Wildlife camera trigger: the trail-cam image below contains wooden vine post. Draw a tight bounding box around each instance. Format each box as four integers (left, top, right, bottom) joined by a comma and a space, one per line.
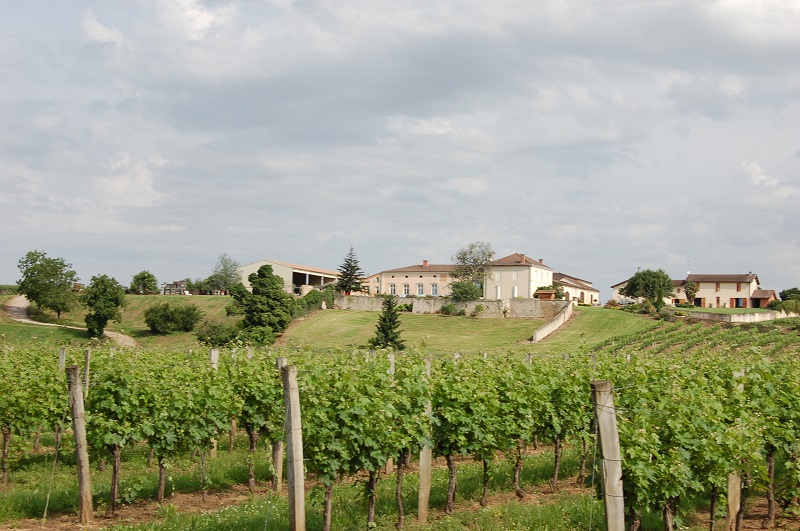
272, 356, 287, 491
66, 366, 93, 525
282, 364, 305, 530
417, 357, 433, 524
590, 380, 625, 531
83, 348, 91, 398
209, 348, 219, 459
725, 369, 746, 531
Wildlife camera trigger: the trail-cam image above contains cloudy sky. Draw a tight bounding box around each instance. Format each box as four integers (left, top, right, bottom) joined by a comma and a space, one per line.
2, 0, 799, 301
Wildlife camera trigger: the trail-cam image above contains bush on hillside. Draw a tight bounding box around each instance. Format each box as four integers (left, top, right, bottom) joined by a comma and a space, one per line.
144, 302, 204, 334
196, 321, 240, 347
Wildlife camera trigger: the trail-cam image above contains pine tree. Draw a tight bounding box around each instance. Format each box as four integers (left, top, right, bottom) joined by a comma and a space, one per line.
368, 296, 405, 351
336, 246, 365, 294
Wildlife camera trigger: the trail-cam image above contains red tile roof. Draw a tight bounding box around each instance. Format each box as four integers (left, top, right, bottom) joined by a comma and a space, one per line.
490, 253, 552, 270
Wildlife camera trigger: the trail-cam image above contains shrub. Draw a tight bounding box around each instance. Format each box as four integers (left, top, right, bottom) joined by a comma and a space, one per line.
397, 303, 413, 312
449, 281, 482, 302
675, 303, 695, 309
196, 321, 240, 347
170, 304, 204, 332
237, 326, 276, 346
639, 300, 655, 316
470, 304, 484, 317
440, 303, 458, 315
144, 302, 204, 334
604, 300, 619, 308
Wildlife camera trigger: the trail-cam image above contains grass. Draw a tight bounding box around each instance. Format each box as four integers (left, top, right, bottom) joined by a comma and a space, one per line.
280, 310, 546, 352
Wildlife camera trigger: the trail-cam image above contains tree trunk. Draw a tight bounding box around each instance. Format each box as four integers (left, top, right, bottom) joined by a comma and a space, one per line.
367, 469, 378, 526
551, 436, 562, 491
246, 425, 259, 492
736, 476, 749, 531
513, 439, 525, 499
98, 458, 106, 472
764, 450, 776, 528
628, 506, 642, 531
229, 419, 236, 453
323, 484, 333, 531
709, 487, 717, 531
480, 459, 490, 507
396, 451, 407, 530
148, 446, 154, 468
663, 497, 678, 530
532, 434, 538, 450
157, 458, 167, 503
106, 444, 121, 517
33, 425, 42, 452
576, 436, 588, 484
1, 426, 10, 485
445, 454, 458, 514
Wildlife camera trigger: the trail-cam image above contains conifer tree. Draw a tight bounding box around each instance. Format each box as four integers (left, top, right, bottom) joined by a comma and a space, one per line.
368, 296, 405, 350
336, 246, 365, 293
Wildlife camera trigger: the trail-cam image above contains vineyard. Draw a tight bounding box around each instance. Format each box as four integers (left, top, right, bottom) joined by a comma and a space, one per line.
1, 316, 800, 530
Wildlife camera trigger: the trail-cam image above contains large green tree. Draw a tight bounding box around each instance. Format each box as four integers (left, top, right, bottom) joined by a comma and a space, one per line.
452, 241, 494, 289
368, 296, 405, 350
780, 287, 800, 301
228, 265, 295, 338
16, 250, 79, 319
620, 269, 674, 311
81, 274, 127, 337
335, 246, 365, 293
209, 253, 241, 294
130, 270, 159, 294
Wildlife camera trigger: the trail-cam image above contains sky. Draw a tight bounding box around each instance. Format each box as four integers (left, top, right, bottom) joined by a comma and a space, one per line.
1, 0, 799, 303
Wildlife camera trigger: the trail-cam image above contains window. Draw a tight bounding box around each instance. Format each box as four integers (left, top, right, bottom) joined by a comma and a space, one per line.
417, 284, 424, 295
403, 284, 410, 295
431, 283, 438, 295
512, 271, 518, 281
736, 282, 741, 292
390, 284, 396, 295
715, 282, 720, 292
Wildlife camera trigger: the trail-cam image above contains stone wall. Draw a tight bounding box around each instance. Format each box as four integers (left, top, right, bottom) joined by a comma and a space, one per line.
686, 310, 798, 323
532, 302, 573, 342
333, 295, 569, 319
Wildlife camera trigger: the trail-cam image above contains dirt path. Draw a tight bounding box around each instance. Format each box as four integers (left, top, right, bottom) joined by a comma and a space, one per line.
4, 295, 138, 348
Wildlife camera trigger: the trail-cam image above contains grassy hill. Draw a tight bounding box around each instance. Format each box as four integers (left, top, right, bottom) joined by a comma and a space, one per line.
279, 305, 654, 354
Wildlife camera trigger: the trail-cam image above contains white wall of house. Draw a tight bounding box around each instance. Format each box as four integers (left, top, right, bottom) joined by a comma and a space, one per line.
686, 279, 759, 308
484, 265, 553, 299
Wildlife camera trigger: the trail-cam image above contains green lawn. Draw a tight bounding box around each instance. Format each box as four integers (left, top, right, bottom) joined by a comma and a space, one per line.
280, 310, 544, 353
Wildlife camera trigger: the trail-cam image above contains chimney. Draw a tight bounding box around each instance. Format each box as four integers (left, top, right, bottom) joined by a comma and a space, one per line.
423, 260, 429, 267
539, 258, 543, 263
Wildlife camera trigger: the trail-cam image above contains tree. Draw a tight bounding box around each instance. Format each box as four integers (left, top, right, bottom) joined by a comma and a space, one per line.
81, 275, 126, 338
228, 265, 295, 339
130, 270, 158, 294
335, 246, 365, 294
452, 241, 494, 288
620, 269, 674, 311
210, 253, 241, 294
780, 287, 800, 301
684, 281, 699, 304
368, 296, 405, 350
449, 281, 482, 302
16, 250, 79, 319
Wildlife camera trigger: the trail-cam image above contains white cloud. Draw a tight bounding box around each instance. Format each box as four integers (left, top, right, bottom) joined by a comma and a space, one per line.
82, 10, 124, 46
94, 156, 165, 208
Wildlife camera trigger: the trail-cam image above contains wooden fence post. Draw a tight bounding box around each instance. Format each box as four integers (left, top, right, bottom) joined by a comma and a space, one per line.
417, 357, 433, 524
725, 369, 746, 531
591, 380, 625, 531
58, 347, 66, 370
272, 357, 287, 491
209, 348, 219, 458
66, 366, 93, 525
282, 365, 306, 531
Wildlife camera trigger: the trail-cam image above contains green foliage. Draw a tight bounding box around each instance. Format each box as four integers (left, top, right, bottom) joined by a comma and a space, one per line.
129, 270, 159, 294
209, 253, 241, 294
450, 280, 482, 302
0, 285, 17, 295
452, 241, 494, 287
144, 302, 204, 334
397, 303, 413, 312
368, 296, 405, 350
780, 287, 800, 301
16, 250, 79, 319
620, 269, 674, 311
196, 321, 241, 347
536, 284, 565, 300
440, 303, 458, 315
769, 299, 800, 313
683, 280, 699, 303
229, 265, 295, 336
335, 246, 365, 293
293, 286, 335, 318
81, 274, 127, 337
